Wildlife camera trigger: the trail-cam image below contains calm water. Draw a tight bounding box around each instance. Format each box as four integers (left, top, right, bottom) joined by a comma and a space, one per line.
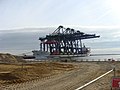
0, 30, 120, 60
76, 55, 120, 61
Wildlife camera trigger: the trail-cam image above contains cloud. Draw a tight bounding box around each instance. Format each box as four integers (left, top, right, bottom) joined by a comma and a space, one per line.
0, 27, 55, 33
1, 0, 120, 29
0, 26, 120, 44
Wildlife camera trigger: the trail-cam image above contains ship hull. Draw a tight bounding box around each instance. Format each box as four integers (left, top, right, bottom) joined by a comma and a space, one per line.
32, 50, 90, 60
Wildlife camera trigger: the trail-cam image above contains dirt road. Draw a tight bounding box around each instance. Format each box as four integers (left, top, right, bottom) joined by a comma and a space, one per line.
1, 62, 115, 90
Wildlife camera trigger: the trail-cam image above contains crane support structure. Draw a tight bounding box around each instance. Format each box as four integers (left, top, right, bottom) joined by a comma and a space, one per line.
39, 26, 100, 56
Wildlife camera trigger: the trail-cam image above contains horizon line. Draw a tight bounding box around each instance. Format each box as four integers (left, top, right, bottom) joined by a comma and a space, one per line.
1, 25, 120, 30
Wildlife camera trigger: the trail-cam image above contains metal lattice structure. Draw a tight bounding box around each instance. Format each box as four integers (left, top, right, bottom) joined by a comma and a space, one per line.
39, 26, 100, 55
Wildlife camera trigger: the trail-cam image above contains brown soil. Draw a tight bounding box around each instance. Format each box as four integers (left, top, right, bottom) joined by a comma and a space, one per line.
0, 61, 116, 90
0, 54, 120, 90
0, 53, 25, 63
4, 61, 120, 90
0, 62, 75, 85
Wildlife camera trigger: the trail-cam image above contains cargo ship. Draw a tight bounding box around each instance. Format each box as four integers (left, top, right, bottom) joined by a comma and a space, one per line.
32, 26, 100, 60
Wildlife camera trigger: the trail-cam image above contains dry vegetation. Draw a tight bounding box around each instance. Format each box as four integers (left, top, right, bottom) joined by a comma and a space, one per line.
1, 53, 120, 90
0, 53, 25, 63
0, 53, 75, 85
0, 62, 75, 85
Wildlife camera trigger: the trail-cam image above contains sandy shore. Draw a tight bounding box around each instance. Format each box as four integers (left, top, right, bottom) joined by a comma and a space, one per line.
0, 61, 119, 90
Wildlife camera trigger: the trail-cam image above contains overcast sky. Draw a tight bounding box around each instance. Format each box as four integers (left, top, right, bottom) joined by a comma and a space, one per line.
0, 0, 120, 30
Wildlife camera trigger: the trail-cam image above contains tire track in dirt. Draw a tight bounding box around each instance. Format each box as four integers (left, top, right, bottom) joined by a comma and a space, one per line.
80, 62, 116, 90
1, 62, 102, 90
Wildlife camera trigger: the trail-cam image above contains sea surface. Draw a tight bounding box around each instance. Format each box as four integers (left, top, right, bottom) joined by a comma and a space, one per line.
0, 28, 120, 60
